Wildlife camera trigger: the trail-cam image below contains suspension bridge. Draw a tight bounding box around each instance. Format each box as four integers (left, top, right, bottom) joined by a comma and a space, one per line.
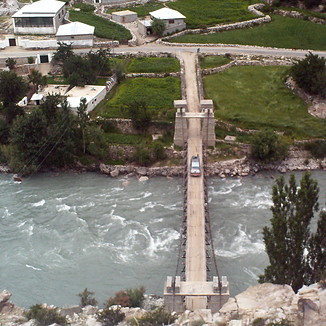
163, 51, 229, 313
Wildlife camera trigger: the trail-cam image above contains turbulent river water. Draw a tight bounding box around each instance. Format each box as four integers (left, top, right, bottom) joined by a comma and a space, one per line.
1, 171, 325, 308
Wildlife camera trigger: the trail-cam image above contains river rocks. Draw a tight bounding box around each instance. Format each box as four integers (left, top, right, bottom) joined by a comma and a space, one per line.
110, 168, 120, 178
139, 176, 149, 182
298, 284, 326, 326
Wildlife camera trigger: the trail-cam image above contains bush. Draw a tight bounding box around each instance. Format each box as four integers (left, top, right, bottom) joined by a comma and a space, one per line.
290, 52, 326, 98
251, 130, 288, 163
96, 307, 125, 326
106, 286, 145, 308
151, 141, 167, 161
28, 56, 34, 64
131, 306, 176, 326
253, 318, 266, 326
25, 304, 67, 326
304, 140, 326, 158
78, 288, 98, 307
133, 146, 153, 166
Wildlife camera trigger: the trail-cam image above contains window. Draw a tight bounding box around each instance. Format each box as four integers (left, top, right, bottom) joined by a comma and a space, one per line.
14, 17, 53, 27
168, 19, 174, 24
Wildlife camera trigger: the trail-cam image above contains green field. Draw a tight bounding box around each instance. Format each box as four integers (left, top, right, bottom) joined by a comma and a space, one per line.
97, 77, 181, 121
199, 55, 232, 69
127, 57, 180, 73
168, 0, 256, 28
107, 1, 164, 17
204, 66, 326, 139
69, 10, 132, 40
171, 15, 326, 50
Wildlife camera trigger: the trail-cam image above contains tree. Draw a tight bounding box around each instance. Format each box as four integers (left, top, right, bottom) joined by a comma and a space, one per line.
0, 71, 28, 107
152, 18, 166, 36
78, 288, 98, 307
77, 97, 89, 154
53, 42, 74, 64
9, 108, 48, 173
63, 55, 96, 87
87, 48, 110, 76
290, 52, 326, 98
259, 172, 326, 292
251, 129, 288, 163
126, 100, 152, 132
28, 69, 47, 93
5, 58, 16, 71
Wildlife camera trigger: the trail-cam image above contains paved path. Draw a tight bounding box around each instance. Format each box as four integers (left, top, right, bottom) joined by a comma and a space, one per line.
1, 43, 325, 59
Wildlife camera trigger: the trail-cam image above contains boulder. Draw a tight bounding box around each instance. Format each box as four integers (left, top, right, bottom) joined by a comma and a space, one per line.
137, 167, 147, 176
110, 168, 120, 178
139, 176, 149, 182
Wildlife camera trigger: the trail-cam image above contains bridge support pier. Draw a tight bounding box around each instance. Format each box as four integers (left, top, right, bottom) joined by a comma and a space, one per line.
164, 276, 230, 313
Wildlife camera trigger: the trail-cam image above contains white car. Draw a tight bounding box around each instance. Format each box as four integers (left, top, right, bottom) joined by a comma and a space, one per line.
190, 155, 201, 177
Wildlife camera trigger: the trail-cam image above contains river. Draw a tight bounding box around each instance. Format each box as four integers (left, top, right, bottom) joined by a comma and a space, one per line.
0, 171, 325, 308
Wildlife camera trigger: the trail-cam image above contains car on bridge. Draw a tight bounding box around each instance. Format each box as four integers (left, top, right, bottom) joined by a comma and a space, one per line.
190, 155, 201, 177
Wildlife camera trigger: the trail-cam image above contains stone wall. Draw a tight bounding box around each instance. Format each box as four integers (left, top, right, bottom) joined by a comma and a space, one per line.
274, 9, 326, 25
125, 72, 180, 78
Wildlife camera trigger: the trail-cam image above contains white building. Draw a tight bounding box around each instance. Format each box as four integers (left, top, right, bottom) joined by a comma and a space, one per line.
149, 8, 186, 35
111, 10, 137, 24
12, 0, 66, 35
65, 85, 107, 113
56, 22, 95, 47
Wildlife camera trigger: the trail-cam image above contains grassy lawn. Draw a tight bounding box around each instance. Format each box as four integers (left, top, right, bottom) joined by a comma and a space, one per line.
168, 0, 256, 29
107, 1, 164, 17
171, 15, 326, 50
127, 57, 180, 73
97, 77, 181, 121
69, 10, 132, 41
200, 55, 232, 69
204, 66, 326, 139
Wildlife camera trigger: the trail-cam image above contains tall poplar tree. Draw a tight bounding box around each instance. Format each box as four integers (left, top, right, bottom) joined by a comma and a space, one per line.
259, 172, 326, 292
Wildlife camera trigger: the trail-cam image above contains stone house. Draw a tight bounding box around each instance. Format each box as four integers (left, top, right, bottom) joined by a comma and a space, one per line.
149, 8, 186, 35
12, 0, 66, 35
111, 10, 137, 24
56, 22, 95, 47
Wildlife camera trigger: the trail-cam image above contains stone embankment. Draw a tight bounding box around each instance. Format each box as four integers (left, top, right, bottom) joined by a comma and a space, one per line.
1, 282, 325, 325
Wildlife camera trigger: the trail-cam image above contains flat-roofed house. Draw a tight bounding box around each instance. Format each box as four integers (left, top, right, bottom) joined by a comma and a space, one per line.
56, 22, 95, 47
12, 0, 66, 35
149, 8, 186, 35
111, 10, 137, 23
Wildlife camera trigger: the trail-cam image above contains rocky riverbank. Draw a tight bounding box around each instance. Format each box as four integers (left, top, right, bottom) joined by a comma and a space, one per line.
1, 282, 325, 326
1, 145, 325, 180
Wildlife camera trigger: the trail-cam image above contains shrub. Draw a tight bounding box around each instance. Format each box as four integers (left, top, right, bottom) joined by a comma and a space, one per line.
304, 140, 326, 158
78, 288, 98, 307
251, 130, 288, 163
131, 306, 176, 326
151, 141, 167, 161
290, 52, 326, 98
28, 56, 34, 64
107, 290, 130, 307
24, 304, 67, 326
133, 146, 153, 166
253, 317, 266, 326
96, 307, 125, 326
126, 286, 145, 307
